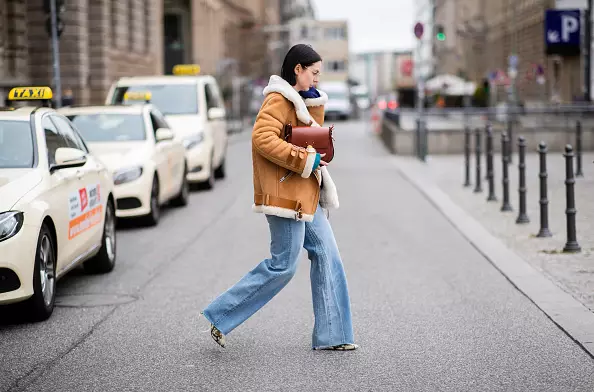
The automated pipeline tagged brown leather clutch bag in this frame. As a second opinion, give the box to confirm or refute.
[283,123,335,163]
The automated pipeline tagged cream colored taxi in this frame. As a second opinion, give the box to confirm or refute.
[0,87,117,321]
[59,98,189,226]
[105,64,228,190]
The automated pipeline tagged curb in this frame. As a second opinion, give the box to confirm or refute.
[392,156,594,359]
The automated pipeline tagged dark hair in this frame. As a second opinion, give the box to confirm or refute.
[280,44,322,86]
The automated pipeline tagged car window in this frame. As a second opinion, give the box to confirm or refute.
[66,113,146,142]
[205,83,222,109]
[0,120,34,168]
[112,84,199,115]
[148,111,169,135]
[42,116,70,166]
[50,115,88,153]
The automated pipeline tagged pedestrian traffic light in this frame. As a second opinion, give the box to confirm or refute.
[436,25,446,41]
[43,0,65,38]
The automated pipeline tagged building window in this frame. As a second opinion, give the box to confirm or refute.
[326,60,347,72]
[128,0,135,52]
[325,26,346,40]
[144,0,151,53]
[111,0,118,48]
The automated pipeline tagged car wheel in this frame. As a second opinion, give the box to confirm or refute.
[84,199,116,274]
[143,176,160,226]
[200,156,215,190]
[27,224,56,321]
[214,156,226,179]
[171,163,189,207]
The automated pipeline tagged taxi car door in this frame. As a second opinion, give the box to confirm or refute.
[41,115,89,272]
[50,114,104,254]
[148,110,175,199]
[204,82,226,166]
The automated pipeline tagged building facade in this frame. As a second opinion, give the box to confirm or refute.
[0,0,279,106]
[289,19,350,83]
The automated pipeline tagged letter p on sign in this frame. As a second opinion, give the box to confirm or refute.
[561,15,579,42]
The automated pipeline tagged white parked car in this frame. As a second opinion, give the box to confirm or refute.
[0,87,117,321]
[59,103,189,226]
[105,67,228,190]
[319,81,354,121]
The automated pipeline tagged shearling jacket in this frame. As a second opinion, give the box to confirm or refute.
[251,75,339,222]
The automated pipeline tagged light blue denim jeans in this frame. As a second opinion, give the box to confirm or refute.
[202,205,355,348]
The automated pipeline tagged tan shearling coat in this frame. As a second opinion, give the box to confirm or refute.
[251,75,339,222]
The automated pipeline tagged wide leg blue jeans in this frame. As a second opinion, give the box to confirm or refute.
[202,205,354,348]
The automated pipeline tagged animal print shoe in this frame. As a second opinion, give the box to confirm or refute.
[315,344,358,351]
[210,324,226,348]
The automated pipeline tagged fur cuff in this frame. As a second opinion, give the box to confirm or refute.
[301,150,317,178]
[252,204,314,222]
[319,166,339,209]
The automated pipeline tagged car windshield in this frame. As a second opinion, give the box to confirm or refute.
[112,84,199,115]
[66,113,146,142]
[0,120,34,168]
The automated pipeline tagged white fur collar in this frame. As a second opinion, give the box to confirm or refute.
[262,75,328,126]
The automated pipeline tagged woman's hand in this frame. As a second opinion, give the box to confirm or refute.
[319,153,329,166]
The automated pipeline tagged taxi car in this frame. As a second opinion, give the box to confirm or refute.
[0,87,117,321]
[59,97,189,226]
[105,64,228,190]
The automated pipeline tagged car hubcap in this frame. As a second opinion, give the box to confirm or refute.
[39,235,55,307]
[105,204,116,261]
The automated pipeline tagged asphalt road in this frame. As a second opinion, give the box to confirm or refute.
[1,120,594,392]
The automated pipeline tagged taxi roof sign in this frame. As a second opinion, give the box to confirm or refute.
[8,87,53,101]
[123,91,152,102]
[172,64,201,76]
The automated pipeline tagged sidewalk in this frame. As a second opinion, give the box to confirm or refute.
[414,152,593,310]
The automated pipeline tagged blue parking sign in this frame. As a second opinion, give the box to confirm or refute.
[545,9,581,56]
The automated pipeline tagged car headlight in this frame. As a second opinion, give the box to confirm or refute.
[183,133,204,150]
[113,167,143,185]
[0,211,24,242]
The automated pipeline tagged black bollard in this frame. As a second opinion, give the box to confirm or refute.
[576,121,583,177]
[501,132,513,211]
[486,124,497,201]
[536,141,552,237]
[563,145,581,253]
[516,136,530,224]
[464,126,471,187]
[416,119,421,159]
[474,128,483,193]
[507,120,513,163]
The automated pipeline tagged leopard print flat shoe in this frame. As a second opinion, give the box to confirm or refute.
[210,324,226,348]
[315,344,359,351]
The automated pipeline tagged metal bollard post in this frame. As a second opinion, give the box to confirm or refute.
[464,126,471,187]
[486,124,497,201]
[507,120,513,164]
[576,121,583,177]
[474,128,483,193]
[416,118,421,159]
[501,132,513,211]
[563,145,581,253]
[536,142,552,237]
[516,136,530,224]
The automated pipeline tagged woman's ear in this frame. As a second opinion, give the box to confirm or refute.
[294,64,301,75]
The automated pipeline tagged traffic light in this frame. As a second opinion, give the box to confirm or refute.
[436,25,446,41]
[43,0,65,38]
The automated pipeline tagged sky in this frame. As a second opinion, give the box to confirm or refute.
[313,0,416,54]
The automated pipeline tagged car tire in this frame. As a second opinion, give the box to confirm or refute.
[200,156,215,190]
[214,156,226,179]
[142,176,160,226]
[84,199,117,274]
[26,224,56,321]
[171,164,189,207]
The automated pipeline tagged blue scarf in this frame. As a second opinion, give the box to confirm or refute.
[299,87,321,99]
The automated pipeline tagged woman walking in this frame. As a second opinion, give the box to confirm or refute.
[201,44,357,351]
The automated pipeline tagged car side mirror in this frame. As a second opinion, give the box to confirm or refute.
[207,107,225,121]
[155,128,175,142]
[51,147,87,172]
